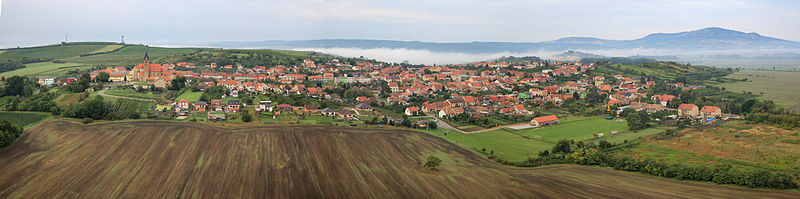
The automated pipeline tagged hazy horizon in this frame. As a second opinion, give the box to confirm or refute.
[1,0,799,46]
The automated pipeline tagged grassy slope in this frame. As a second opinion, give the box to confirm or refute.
[0,44,109,60]
[174,90,203,102]
[64,45,200,65]
[0,121,794,198]
[0,62,89,77]
[718,70,800,112]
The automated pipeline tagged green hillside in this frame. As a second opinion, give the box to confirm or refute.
[589,62,733,84]
[64,45,200,66]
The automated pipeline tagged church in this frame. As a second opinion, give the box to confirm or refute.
[131,52,164,81]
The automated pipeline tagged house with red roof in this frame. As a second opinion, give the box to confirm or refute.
[700,106,722,119]
[531,115,560,127]
[404,107,419,116]
[678,104,699,118]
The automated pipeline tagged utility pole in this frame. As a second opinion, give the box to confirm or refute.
[121,35,125,44]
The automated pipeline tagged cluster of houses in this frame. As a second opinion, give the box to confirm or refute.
[84,52,730,127]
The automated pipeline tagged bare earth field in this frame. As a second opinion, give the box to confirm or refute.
[0,121,796,198]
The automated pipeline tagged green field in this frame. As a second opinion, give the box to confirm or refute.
[0,62,89,77]
[175,90,203,102]
[0,111,52,128]
[0,44,109,60]
[420,128,553,162]
[508,116,629,143]
[64,45,199,65]
[592,128,666,144]
[718,70,800,112]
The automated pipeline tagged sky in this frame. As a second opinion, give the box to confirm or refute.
[0,0,799,47]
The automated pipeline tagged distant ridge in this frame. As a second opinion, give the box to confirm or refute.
[199,27,800,53]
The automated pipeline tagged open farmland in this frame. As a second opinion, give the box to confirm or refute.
[619,121,800,174]
[0,44,109,60]
[0,62,90,77]
[718,70,800,112]
[0,121,795,198]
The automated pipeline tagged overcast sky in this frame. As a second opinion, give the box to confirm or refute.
[0,0,798,47]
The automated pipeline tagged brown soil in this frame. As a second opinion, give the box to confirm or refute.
[0,120,795,198]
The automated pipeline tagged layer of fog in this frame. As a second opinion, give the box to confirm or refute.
[295,47,800,69]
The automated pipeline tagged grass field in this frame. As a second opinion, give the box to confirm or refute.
[508,116,629,143]
[0,112,51,128]
[0,121,794,198]
[0,62,89,77]
[618,121,800,174]
[422,116,652,162]
[592,128,666,144]
[174,90,203,102]
[718,70,800,112]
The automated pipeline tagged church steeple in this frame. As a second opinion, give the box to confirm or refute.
[144,51,150,61]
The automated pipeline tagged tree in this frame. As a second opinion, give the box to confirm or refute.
[424,155,442,171]
[241,113,253,122]
[96,72,110,82]
[626,110,651,130]
[170,76,187,91]
[4,76,28,97]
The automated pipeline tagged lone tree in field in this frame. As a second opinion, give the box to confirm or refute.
[424,155,442,171]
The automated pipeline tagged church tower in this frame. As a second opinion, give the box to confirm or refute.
[143,52,150,80]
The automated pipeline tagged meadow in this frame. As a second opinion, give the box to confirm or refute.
[618,121,800,174]
[105,98,155,115]
[718,70,800,112]
[174,90,204,102]
[0,121,794,198]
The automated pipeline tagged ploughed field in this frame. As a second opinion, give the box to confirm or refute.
[0,121,795,198]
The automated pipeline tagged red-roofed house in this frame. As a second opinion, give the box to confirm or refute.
[700,106,722,119]
[678,104,699,118]
[404,107,419,116]
[531,115,560,127]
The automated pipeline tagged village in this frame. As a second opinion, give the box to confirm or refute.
[64,52,731,133]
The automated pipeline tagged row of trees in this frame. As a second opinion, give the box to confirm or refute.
[524,140,798,189]
[745,113,800,129]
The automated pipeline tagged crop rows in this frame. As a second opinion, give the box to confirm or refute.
[108,98,155,113]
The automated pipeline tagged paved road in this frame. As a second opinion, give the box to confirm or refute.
[421,115,533,134]
[98,87,156,102]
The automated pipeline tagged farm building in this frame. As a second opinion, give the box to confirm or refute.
[531,115,560,127]
[304,105,318,113]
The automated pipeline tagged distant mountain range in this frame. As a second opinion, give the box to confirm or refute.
[198,27,800,54]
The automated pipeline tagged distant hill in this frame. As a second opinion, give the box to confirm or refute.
[198,27,800,53]
[547,50,605,61]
